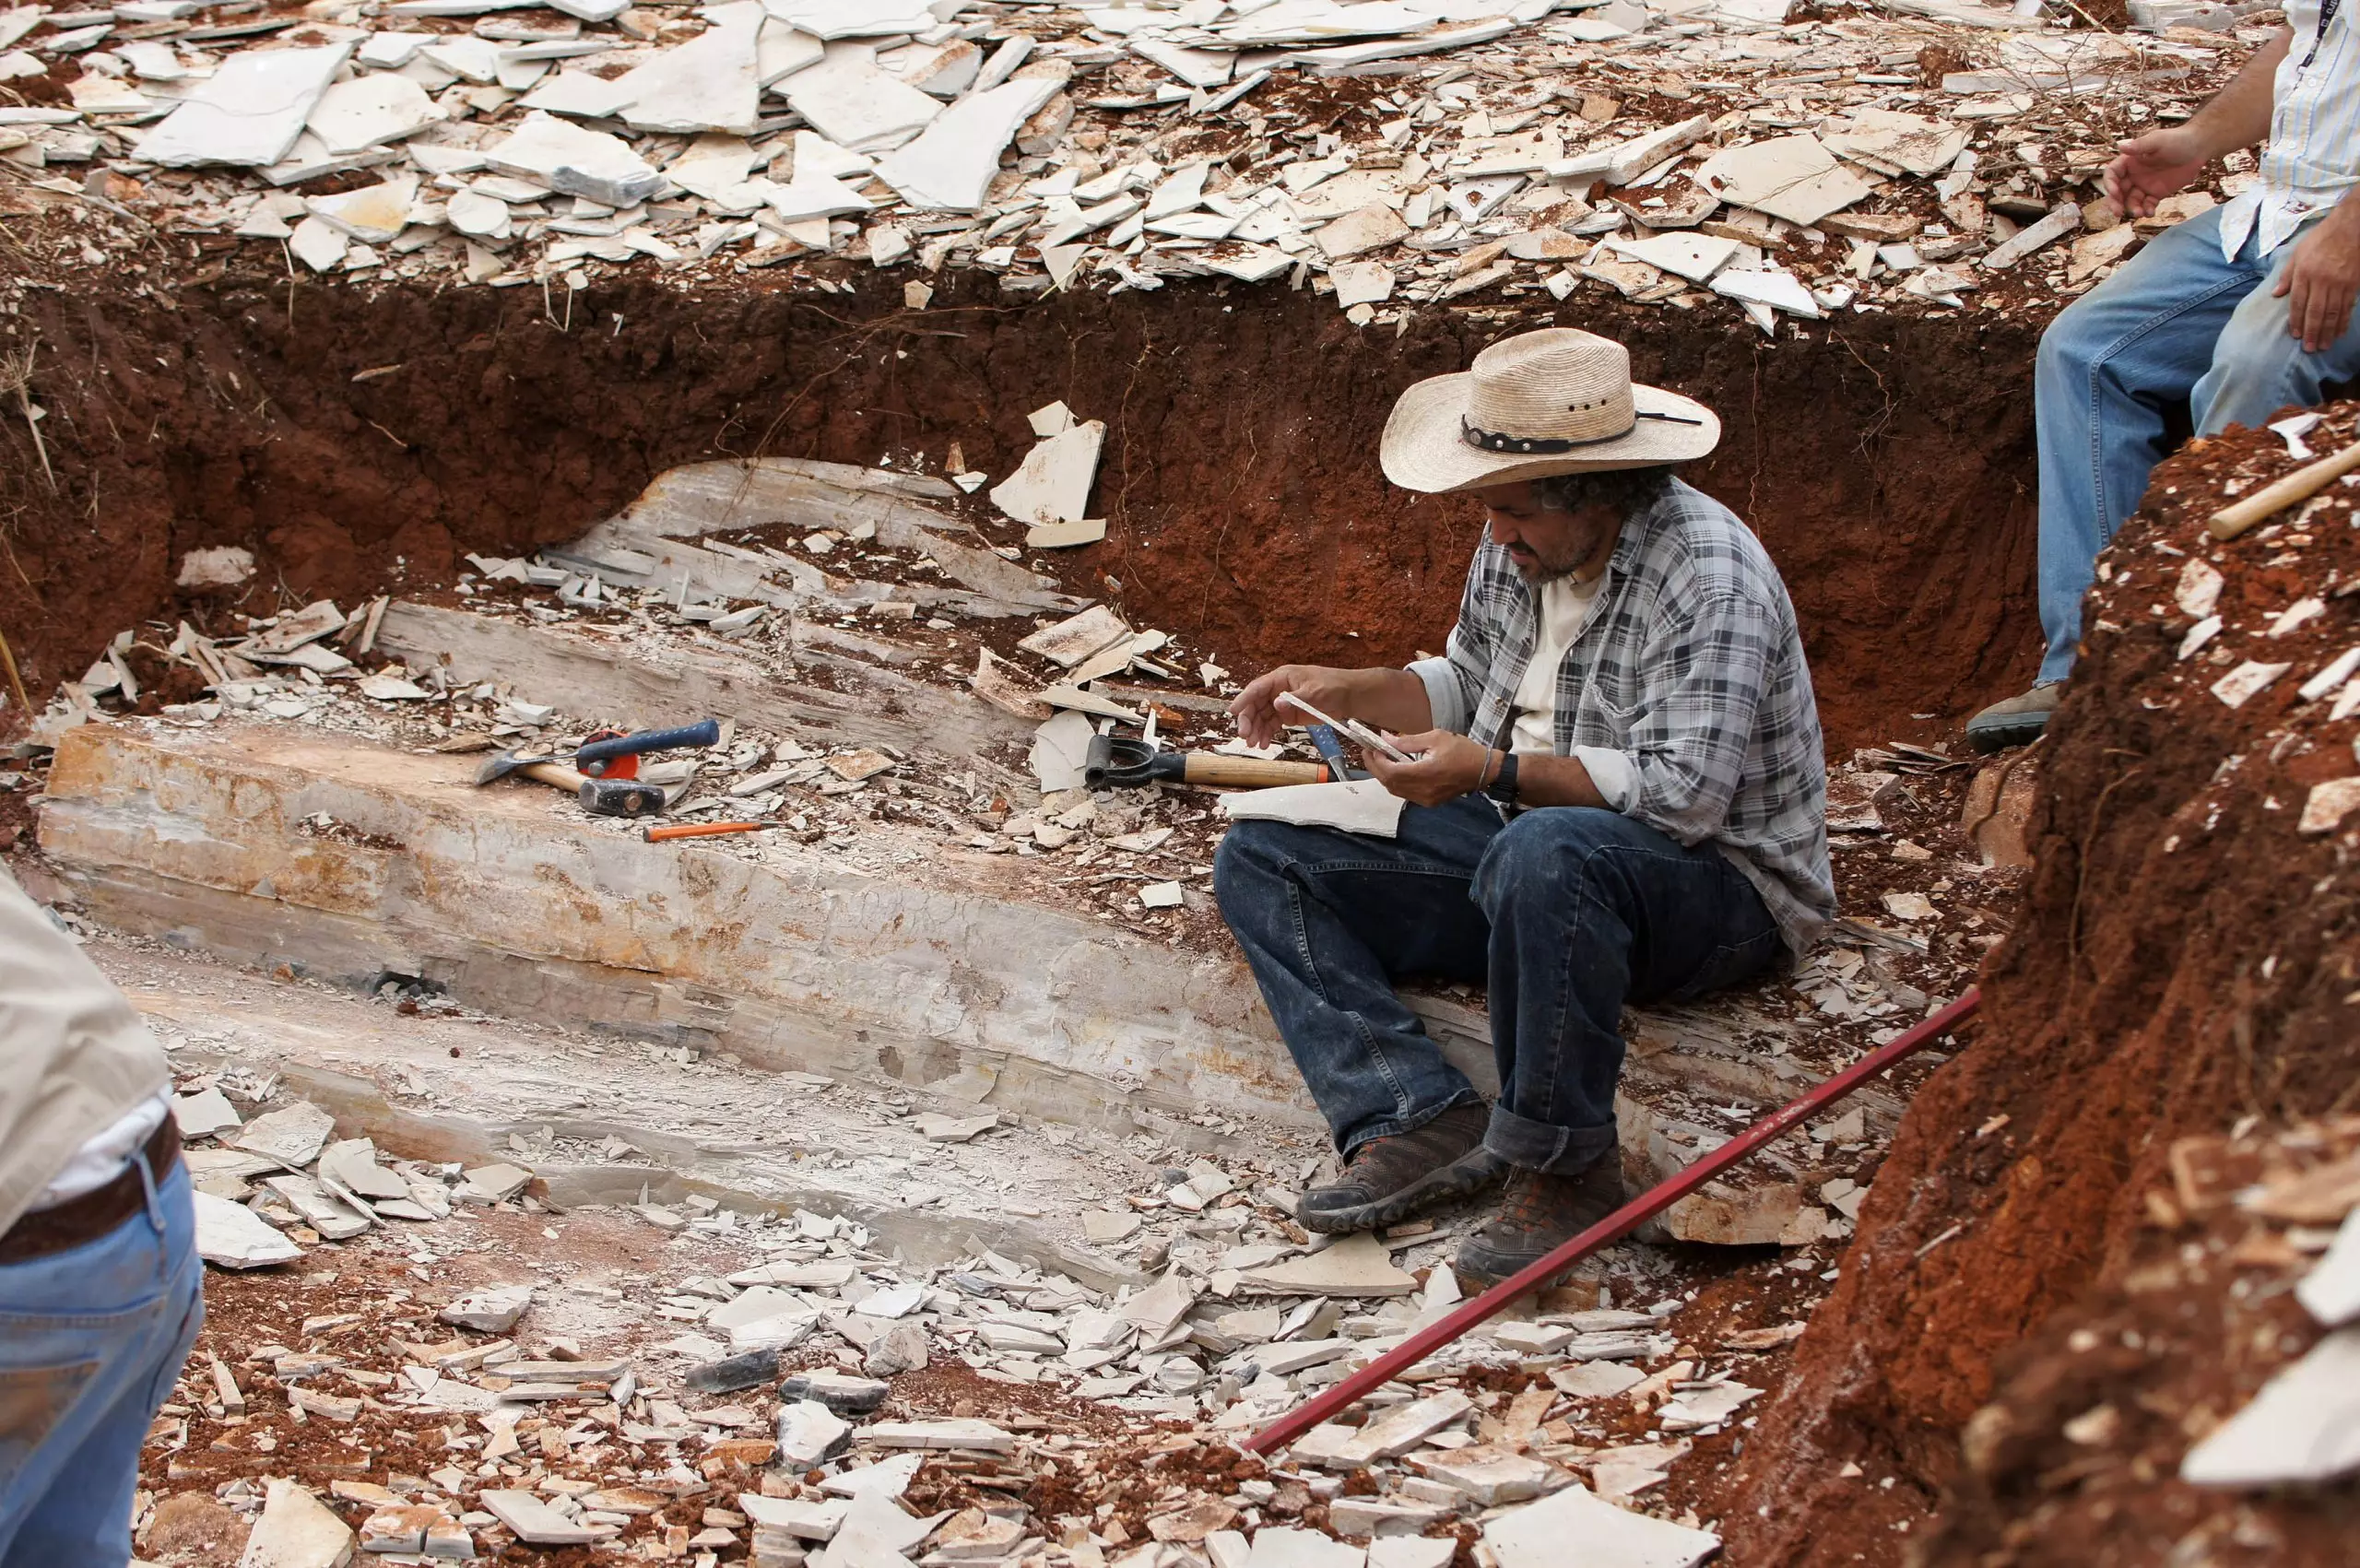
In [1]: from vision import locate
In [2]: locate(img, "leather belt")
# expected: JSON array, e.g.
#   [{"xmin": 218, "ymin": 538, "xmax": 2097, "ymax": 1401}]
[{"xmin": 0, "ymin": 1116, "xmax": 183, "ymax": 1266}]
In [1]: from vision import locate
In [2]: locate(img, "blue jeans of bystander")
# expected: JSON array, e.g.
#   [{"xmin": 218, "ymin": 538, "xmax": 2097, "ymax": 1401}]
[{"xmin": 0, "ymin": 1151, "xmax": 204, "ymax": 1568}]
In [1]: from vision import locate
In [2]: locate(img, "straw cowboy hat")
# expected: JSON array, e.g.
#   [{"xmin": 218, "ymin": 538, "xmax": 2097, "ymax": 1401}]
[{"xmin": 1380, "ymin": 328, "xmax": 1721, "ymax": 493}]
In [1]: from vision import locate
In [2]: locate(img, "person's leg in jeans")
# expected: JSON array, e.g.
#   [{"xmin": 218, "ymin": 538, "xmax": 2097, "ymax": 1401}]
[
  {"xmin": 2192, "ymin": 218, "xmax": 2360, "ymax": 436},
  {"xmin": 2034, "ymin": 207, "xmax": 2267, "ymax": 683},
  {"xmin": 1214, "ymin": 793, "xmax": 1507, "ymax": 1229},
  {"xmin": 0, "ymin": 1152, "xmax": 205, "ymax": 1568},
  {"xmin": 1457, "ymin": 807, "xmax": 1781, "ymax": 1279},
  {"xmin": 1972, "ymin": 208, "xmax": 2269, "ymax": 750}
]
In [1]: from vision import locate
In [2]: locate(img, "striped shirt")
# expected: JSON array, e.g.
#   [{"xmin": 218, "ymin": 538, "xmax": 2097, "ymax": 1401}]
[
  {"xmin": 2218, "ymin": 0, "xmax": 2360, "ymax": 262},
  {"xmin": 1408, "ymin": 478, "xmax": 1835, "ymax": 956}
]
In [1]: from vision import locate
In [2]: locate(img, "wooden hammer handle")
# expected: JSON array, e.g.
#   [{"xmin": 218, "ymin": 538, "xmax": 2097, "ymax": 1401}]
[
  {"xmin": 1178, "ymin": 756, "xmax": 1332, "ymax": 789},
  {"xmin": 2209, "ymin": 436, "xmax": 2360, "ymax": 539},
  {"xmin": 643, "ymin": 821, "xmax": 771, "ymax": 843}
]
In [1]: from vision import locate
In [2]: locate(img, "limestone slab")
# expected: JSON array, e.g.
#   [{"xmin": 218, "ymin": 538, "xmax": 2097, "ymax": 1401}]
[
  {"xmin": 877, "ymin": 75, "xmax": 1063, "ymax": 213},
  {"xmin": 230, "ymin": 1100, "xmax": 336, "ymax": 1167},
  {"xmin": 136, "ymin": 41, "xmax": 352, "ymax": 167},
  {"xmin": 484, "ymin": 111, "xmax": 666, "ymax": 207},
  {"xmin": 308, "ymin": 175, "xmax": 419, "ymax": 243},
  {"xmin": 2181, "ymin": 1326, "xmax": 2360, "ymax": 1486},
  {"xmin": 172, "ymin": 1085, "xmax": 242, "ymax": 1138},
  {"xmin": 763, "ymin": 0, "xmax": 935, "ymax": 37},
  {"xmin": 991, "ymin": 421, "xmax": 1104, "ymax": 526},
  {"xmin": 2298, "ymin": 1207, "xmax": 2360, "ymax": 1326},
  {"xmin": 479, "ymin": 1489, "xmax": 618, "ymax": 1545},
  {"xmin": 239, "ymin": 1479, "xmax": 355, "ymax": 1568},
  {"xmin": 1239, "ymin": 1233, "xmax": 1414, "ymax": 1297},
  {"xmin": 1220, "ymin": 781, "xmax": 1403, "ymax": 839},
  {"xmin": 306, "ymin": 74, "xmax": 438, "ymax": 155},
  {"xmin": 778, "ymin": 44, "xmax": 941, "ymax": 154},
  {"xmin": 614, "ymin": 3, "xmax": 761, "ymax": 134},
  {"xmin": 1483, "ymin": 1485, "xmax": 1717, "ymax": 1568},
  {"xmin": 1693, "ymin": 135, "xmax": 1870, "ymax": 227},
  {"xmin": 193, "ymin": 1190, "xmax": 301, "ymax": 1269}
]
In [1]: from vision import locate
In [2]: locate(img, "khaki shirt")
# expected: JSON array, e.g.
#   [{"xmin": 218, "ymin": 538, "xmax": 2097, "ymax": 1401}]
[{"xmin": 0, "ymin": 867, "xmax": 170, "ymax": 1235}]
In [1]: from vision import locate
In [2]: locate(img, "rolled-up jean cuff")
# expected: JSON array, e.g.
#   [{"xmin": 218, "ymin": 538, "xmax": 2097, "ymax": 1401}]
[
  {"xmin": 1485, "ymin": 1105, "xmax": 1617, "ymax": 1175},
  {"xmin": 1338, "ymin": 1089, "xmax": 1485, "ymax": 1160}
]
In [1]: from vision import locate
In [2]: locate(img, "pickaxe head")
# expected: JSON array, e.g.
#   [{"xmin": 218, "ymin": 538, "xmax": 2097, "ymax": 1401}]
[{"xmin": 474, "ymin": 750, "xmax": 558, "ymax": 786}]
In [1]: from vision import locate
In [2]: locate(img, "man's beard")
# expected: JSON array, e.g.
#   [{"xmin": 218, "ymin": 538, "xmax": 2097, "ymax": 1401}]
[{"xmin": 1504, "ymin": 536, "xmax": 1590, "ymax": 584}]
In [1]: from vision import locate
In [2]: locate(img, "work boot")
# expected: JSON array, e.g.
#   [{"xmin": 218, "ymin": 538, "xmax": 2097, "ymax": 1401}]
[
  {"xmin": 1298, "ymin": 1103, "xmax": 1504, "ymax": 1235},
  {"xmin": 1965, "ymin": 683, "xmax": 2062, "ymax": 754},
  {"xmin": 1454, "ymin": 1158, "xmax": 1628, "ymax": 1287}
]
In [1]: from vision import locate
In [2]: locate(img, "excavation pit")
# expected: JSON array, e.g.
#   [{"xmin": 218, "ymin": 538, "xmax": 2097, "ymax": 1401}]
[{"xmin": 17, "ymin": 271, "xmax": 2038, "ymax": 1565}]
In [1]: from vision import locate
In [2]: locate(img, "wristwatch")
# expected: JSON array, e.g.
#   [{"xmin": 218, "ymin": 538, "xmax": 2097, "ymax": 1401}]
[{"xmin": 1483, "ymin": 749, "xmax": 1520, "ymax": 808}]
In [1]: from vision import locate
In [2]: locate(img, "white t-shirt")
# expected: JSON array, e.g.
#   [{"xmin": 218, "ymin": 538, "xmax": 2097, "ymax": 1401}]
[{"xmin": 1506, "ymin": 571, "xmax": 1636, "ymax": 808}]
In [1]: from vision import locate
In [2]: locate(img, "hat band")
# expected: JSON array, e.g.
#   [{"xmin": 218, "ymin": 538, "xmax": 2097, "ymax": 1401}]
[{"xmin": 1460, "ymin": 408, "xmax": 1705, "ymax": 456}]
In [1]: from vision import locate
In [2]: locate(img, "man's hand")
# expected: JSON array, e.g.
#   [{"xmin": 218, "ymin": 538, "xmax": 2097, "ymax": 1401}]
[
  {"xmin": 1231, "ymin": 666, "xmax": 1367, "ymax": 749},
  {"xmin": 2276, "ymin": 204, "xmax": 2360, "ymax": 353},
  {"xmin": 2103, "ymin": 127, "xmax": 2206, "ymax": 218},
  {"xmin": 1362, "ymin": 730, "xmax": 1493, "ymax": 808}
]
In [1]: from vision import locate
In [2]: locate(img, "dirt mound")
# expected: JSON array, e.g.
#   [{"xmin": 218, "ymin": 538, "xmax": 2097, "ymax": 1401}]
[
  {"xmin": 1723, "ymin": 408, "xmax": 2360, "ymax": 1564},
  {"xmin": 4, "ymin": 261, "xmax": 2039, "ymax": 749}
]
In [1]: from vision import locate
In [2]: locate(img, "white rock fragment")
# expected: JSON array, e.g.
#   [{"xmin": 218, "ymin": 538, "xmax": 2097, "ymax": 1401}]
[
  {"xmin": 230, "ymin": 1101, "xmax": 337, "ymax": 1167},
  {"xmin": 193, "ymin": 1190, "xmax": 302, "ymax": 1269},
  {"xmin": 1240, "ymin": 1232, "xmax": 1415, "ymax": 1297},
  {"xmin": 308, "ymin": 176, "xmax": 419, "ymax": 244},
  {"xmin": 172, "ymin": 1086, "xmax": 242, "ymax": 1139},
  {"xmin": 2298, "ymin": 777, "xmax": 2360, "ymax": 837},
  {"xmin": 877, "ymin": 74, "xmax": 1063, "ymax": 213},
  {"xmin": 136, "ymin": 42, "xmax": 353, "ymax": 168},
  {"xmin": 177, "ymin": 545, "xmax": 255, "ymax": 589},
  {"xmin": 305, "ymin": 73, "xmax": 439, "ymax": 155},
  {"xmin": 2211, "ymin": 660, "xmax": 2291, "ymax": 710},
  {"xmin": 1245, "ymin": 1527, "xmax": 1363, "ymax": 1568},
  {"xmin": 992, "ymin": 420, "xmax": 1104, "ymax": 526},
  {"xmin": 1693, "ymin": 135, "xmax": 1870, "ymax": 226},
  {"xmin": 440, "ymin": 1284, "xmax": 534, "ymax": 1333},
  {"xmin": 779, "ymin": 43, "xmax": 942, "ymax": 154},
  {"xmin": 478, "ymin": 1490, "xmax": 618, "ymax": 1546},
  {"xmin": 2298, "ymin": 1207, "xmax": 2360, "ymax": 1326},
  {"xmin": 778, "ymin": 1399, "xmax": 854, "ymax": 1467},
  {"xmin": 616, "ymin": 4, "xmax": 762, "ymax": 133},
  {"xmin": 288, "ymin": 217, "xmax": 349, "ymax": 273},
  {"xmin": 1221, "ymin": 781, "xmax": 1404, "ymax": 839},
  {"xmin": 2175, "ymin": 559, "xmax": 2224, "ymax": 619},
  {"xmin": 2181, "ymin": 1326, "xmax": 2360, "ymax": 1487},
  {"xmin": 485, "ymin": 111, "xmax": 666, "ymax": 208},
  {"xmin": 1485, "ymin": 1484, "xmax": 1718, "ymax": 1568},
  {"xmin": 1028, "ymin": 710, "xmax": 1096, "ymax": 794},
  {"xmin": 239, "ymin": 1479, "xmax": 355, "ymax": 1568}
]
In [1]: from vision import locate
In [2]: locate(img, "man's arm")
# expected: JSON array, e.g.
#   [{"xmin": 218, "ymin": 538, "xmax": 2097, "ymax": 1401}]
[
  {"xmin": 1357, "ymin": 734, "xmax": 1609, "ymax": 808},
  {"xmin": 1230, "ymin": 665, "xmax": 1434, "ymax": 749},
  {"xmin": 2104, "ymin": 28, "xmax": 2286, "ymax": 217}
]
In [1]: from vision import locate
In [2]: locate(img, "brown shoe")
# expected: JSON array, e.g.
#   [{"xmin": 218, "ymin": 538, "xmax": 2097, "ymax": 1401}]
[
  {"xmin": 1454, "ymin": 1160, "xmax": 1628, "ymax": 1286},
  {"xmin": 1298, "ymin": 1103, "xmax": 1504, "ymax": 1235},
  {"xmin": 1965, "ymin": 683, "xmax": 2061, "ymax": 754}
]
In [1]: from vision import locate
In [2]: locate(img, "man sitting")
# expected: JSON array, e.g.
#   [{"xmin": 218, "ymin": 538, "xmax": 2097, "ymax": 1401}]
[
  {"xmin": 1214, "ymin": 327, "xmax": 1835, "ymax": 1283},
  {"xmin": 1968, "ymin": 3, "xmax": 2360, "ymax": 751}
]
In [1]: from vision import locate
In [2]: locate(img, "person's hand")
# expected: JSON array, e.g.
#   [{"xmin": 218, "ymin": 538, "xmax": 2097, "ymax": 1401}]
[
  {"xmin": 1230, "ymin": 665, "xmax": 1360, "ymax": 749},
  {"xmin": 1362, "ymin": 730, "xmax": 1493, "ymax": 808},
  {"xmin": 2276, "ymin": 204, "xmax": 2360, "ymax": 353},
  {"xmin": 2102, "ymin": 127, "xmax": 2206, "ymax": 218}
]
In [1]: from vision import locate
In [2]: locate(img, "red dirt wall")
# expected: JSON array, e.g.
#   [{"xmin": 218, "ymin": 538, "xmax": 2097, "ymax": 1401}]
[
  {"xmin": 1724, "ymin": 409, "xmax": 2360, "ymax": 1566},
  {"xmin": 3, "ymin": 262, "xmax": 2039, "ymax": 749}
]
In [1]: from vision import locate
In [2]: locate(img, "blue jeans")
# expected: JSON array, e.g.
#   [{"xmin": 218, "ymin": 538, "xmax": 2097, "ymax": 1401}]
[
  {"xmin": 0, "ymin": 1152, "xmax": 204, "ymax": 1568},
  {"xmin": 2036, "ymin": 206, "xmax": 2360, "ymax": 682},
  {"xmin": 1213, "ymin": 796, "xmax": 1781, "ymax": 1174}
]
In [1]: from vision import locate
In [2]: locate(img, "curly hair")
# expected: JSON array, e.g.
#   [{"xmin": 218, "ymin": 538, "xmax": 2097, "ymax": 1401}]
[{"xmin": 1529, "ymin": 466, "xmax": 1677, "ymax": 516}]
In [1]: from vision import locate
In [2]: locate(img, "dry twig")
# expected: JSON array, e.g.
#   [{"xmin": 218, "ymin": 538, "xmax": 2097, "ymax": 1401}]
[{"xmin": 0, "ymin": 342, "xmax": 53, "ymax": 493}]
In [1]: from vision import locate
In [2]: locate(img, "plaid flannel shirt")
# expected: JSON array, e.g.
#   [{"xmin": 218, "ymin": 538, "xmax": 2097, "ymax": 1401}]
[{"xmin": 1408, "ymin": 477, "xmax": 1835, "ymax": 956}]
